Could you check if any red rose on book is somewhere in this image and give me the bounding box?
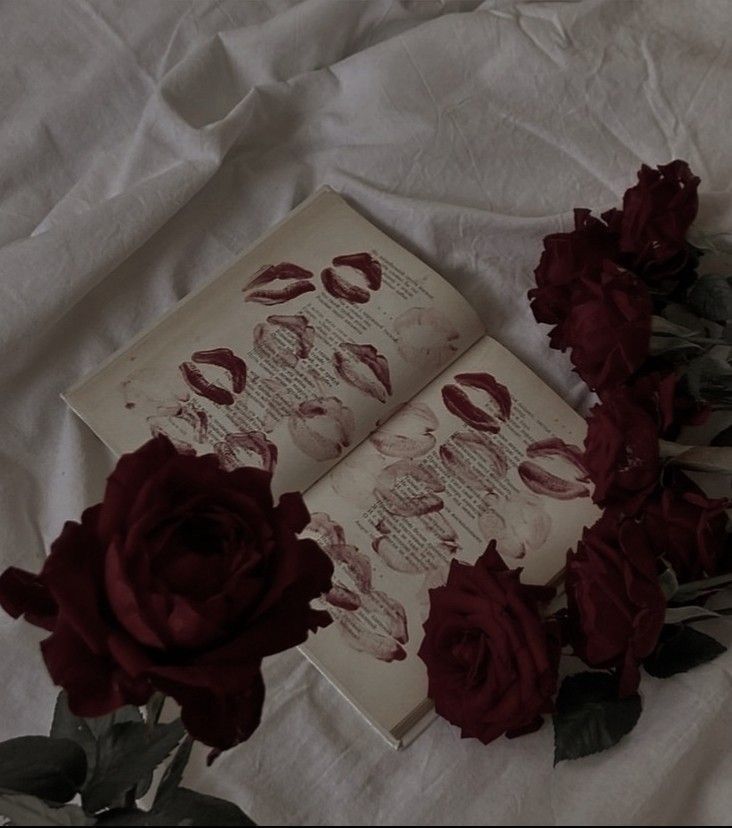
[561,261,652,391]
[566,512,666,696]
[418,543,559,744]
[528,209,619,349]
[641,476,730,581]
[0,437,333,750]
[584,373,676,514]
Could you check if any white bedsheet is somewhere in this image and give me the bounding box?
[2,1,732,824]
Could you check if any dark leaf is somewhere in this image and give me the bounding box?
[687,274,732,324]
[644,624,726,678]
[0,737,87,802]
[84,706,143,741]
[712,425,732,447]
[155,737,193,803]
[50,693,96,783]
[96,789,254,827]
[145,695,165,728]
[148,788,254,826]
[553,672,641,764]
[0,792,93,826]
[82,720,185,814]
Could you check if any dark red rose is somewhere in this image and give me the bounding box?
[566,512,666,696]
[561,261,652,391]
[0,437,333,750]
[418,543,559,744]
[641,475,729,581]
[604,160,701,294]
[584,373,676,514]
[528,209,619,349]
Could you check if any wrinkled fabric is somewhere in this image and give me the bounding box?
[2,0,732,824]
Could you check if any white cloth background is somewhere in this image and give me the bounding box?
[2,0,732,824]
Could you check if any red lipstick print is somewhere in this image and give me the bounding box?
[441,372,512,432]
[526,437,590,481]
[306,513,373,594]
[321,252,382,304]
[246,262,313,289]
[394,307,460,369]
[369,402,438,458]
[332,342,392,403]
[372,512,458,574]
[374,460,445,517]
[179,347,247,406]
[214,431,278,474]
[147,401,208,454]
[478,492,551,559]
[288,396,355,461]
[332,589,408,662]
[253,314,315,367]
[439,431,509,490]
[518,461,591,500]
[244,281,316,305]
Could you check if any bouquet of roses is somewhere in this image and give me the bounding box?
[418,160,732,762]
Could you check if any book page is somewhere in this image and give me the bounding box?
[65,188,484,497]
[300,336,600,739]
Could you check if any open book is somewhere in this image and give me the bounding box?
[65,188,599,748]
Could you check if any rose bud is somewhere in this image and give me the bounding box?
[418,542,559,744]
[0,437,333,751]
[566,511,666,697]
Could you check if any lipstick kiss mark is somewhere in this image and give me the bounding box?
[179,348,247,406]
[369,402,438,458]
[439,431,509,490]
[147,400,208,455]
[441,372,511,433]
[332,342,392,403]
[288,396,355,461]
[254,314,315,367]
[306,512,373,593]
[518,461,591,500]
[374,460,445,517]
[244,262,315,305]
[214,431,278,474]
[394,307,460,369]
[478,492,551,559]
[372,512,458,573]
[330,588,408,662]
[526,437,590,481]
[321,252,382,304]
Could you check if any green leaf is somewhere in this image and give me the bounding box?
[644,624,726,678]
[82,720,185,814]
[0,737,87,803]
[50,694,97,783]
[553,672,641,764]
[145,694,166,728]
[687,274,732,324]
[96,789,255,827]
[712,425,732,447]
[155,737,193,804]
[672,571,732,604]
[149,788,254,826]
[0,792,93,826]
[84,706,143,742]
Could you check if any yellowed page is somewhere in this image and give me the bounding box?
[301,336,601,739]
[65,188,484,497]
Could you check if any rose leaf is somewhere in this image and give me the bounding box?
[0,736,87,803]
[0,792,93,825]
[81,719,185,814]
[50,693,97,782]
[147,788,255,826]
[553,672,641,765]
[643,624,726,679]
[687,274,732,324]
[155,735,193,803]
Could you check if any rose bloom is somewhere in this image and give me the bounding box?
[566,511,666,696]
[0,437,333,750]
[528,208,619,349]
[561,261,652,392]
[418,542,559,744]
[584,373,677,514]
[641,475,730,582]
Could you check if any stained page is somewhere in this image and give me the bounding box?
[301,335,601,741]
[65,188,484,496]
